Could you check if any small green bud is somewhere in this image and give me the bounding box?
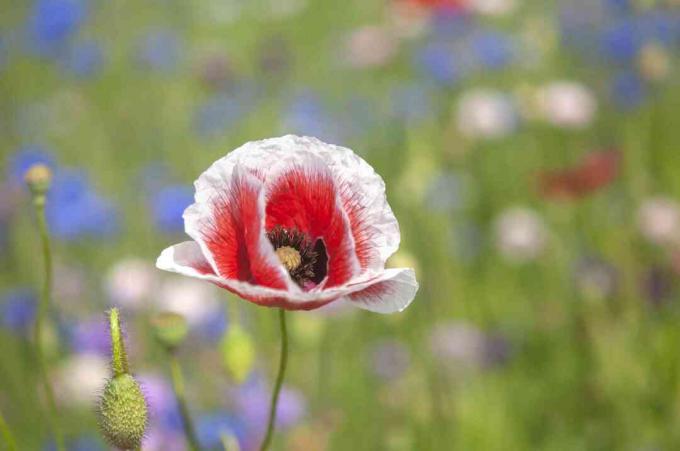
[98,374,148,450]
[151,311,189,351]
[24,164,52,198]
[220,324,255,383]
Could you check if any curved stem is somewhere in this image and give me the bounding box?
[33,200,65,451]
[259,309,288,451]
[0,405,17,451]
[170,354,201,451]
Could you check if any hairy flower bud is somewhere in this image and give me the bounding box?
[24,164,52,202]
[97,308,148,449]
[98,373,148,450]
[151,311,188,351]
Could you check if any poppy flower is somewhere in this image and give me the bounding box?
[157,135,418,313]
[538,149,621,200]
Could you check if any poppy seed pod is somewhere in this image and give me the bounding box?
[98,373,148,450]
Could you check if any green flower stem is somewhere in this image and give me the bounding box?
[259,309,289,451]
[32,197,65,451]
[0,405,17,451]
[169,354,201,451]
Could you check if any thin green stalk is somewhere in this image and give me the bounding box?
[33,199,65,451]
[169,354,201,451]
[0,406,17,451]
[259,309,288,451]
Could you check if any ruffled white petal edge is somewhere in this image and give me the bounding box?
[157,241,418,313]
[192,135,400,269]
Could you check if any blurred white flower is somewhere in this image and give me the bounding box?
[386,1,430,39]
[494,207,547,262]
[470,0,517,16]
[54,353,109,407]
[343,26,398,69]
[106,258,158,310]
[638,197,680,246]
[536,81,597,129]
[156,276,221,327]
[368,339,411,381]
[429,322,487,371]
[456,89,517,140]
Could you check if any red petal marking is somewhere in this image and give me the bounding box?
[265,165,358,287]
[539,149,621,200]
[201,172,288,289]
[338,180,380,271]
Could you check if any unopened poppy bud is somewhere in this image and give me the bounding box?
[24,164,52,199]
[151,311,188,351]
[97,308,148,449]
[98,373,148,450]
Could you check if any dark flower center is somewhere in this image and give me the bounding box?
[267,225,327,287]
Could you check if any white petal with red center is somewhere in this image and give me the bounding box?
[183,165,298,292]
[157,241,417,312]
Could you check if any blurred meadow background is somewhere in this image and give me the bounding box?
[2,0,680,449]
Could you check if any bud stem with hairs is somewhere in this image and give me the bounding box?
[26,165,65,451]
[98,309,148,450]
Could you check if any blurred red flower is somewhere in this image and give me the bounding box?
[400,0,466,12]
[539,149,621,200]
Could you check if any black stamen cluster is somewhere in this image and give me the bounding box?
[267,225,318,286]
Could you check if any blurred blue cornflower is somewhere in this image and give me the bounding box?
[642,266,674,308]
[136,29,182,73]
[0,289,36,334]
[414,41,460,85]
[149,184,193,234]
[609,71,646,109]
[68,317,111,356]
[26,0,87,58]
[194,305,228,343]
[60,40,104,79]
[6,145,56,186]
[281,91,342,143]
[138,374,183,433]
[235,375,306,438]
[196,411,246,450]
[471,30,516,70]
[599,19,642,64]
[46,169,118,240]
[389,82,437,124]
[193,93,247,140]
